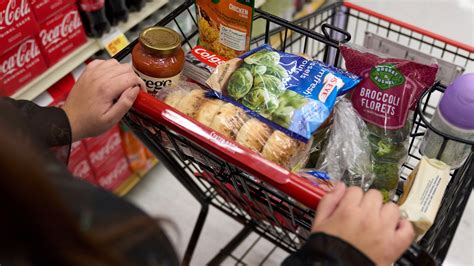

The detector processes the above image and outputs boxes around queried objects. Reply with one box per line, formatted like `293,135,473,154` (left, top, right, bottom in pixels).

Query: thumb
313,182,346,227
394,219,415,252
104,86,140,124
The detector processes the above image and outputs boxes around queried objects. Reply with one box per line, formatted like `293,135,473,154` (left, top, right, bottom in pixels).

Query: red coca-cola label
0,0,40,52
38,4,87,66
29,0,76,23
95,156,131,191
88,133,123,167
68,158,97,184
0,38,47,96
78,0,105,12
191,46,227,68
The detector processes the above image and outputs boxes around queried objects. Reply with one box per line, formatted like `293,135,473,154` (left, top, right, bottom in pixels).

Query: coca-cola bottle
105,0,129,26
126,0,146,12
78,0,111,38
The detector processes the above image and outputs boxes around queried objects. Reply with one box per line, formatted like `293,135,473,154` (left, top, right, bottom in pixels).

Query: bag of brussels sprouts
206,44,361,142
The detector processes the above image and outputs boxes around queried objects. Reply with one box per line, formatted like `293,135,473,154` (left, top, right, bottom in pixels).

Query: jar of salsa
132,27,185,95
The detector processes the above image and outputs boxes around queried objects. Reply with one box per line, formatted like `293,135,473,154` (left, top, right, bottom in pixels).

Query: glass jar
132,27,185,95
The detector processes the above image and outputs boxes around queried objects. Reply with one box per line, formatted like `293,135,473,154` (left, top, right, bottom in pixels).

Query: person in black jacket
0,59,414,266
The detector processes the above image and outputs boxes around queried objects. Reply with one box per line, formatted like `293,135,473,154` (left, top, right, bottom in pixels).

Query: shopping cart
114,1,474,265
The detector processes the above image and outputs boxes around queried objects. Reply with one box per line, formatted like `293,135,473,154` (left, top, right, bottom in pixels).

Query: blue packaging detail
211,44,361,142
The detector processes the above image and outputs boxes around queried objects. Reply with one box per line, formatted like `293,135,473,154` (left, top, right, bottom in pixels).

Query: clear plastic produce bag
313,98,374,190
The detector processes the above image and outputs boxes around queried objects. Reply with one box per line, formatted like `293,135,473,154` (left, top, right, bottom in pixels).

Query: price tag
101,28,130,57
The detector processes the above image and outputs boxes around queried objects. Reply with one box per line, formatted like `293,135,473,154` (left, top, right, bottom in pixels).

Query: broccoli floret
372,161,399,191
376,140,392,157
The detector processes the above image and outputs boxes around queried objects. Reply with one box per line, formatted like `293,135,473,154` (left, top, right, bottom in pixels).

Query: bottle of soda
78,0,111,38
126,0,146,12
105,0,129,26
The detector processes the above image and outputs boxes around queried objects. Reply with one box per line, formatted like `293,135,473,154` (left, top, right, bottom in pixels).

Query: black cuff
282,232,374,266
29,106,72,147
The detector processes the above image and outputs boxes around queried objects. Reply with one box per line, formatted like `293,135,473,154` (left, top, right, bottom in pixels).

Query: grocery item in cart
183,46,227,87
420,73,474,169
155,82,310,170
196,0,254,59
398,156,451,238
132,27,185,95
207,44,361,141
340,44,438,200
313,98,374,190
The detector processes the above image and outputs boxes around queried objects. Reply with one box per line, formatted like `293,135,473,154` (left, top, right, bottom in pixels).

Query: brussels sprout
242,88,268,111
265,64,288,80
262,94,280,114
254,74,285,96
242,63,267,76
227,67,253,99
244,49,280,66
272,106,295,128
280,90,307,108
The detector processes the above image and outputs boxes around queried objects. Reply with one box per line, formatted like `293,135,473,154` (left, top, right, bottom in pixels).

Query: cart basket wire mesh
114,1,474,265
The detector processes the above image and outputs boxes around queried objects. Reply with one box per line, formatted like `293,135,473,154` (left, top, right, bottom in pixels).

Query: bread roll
236,119,272,152
210,103,248,140
175,89,207,117
164,89,188,108
195,99,225,127
261,130,299,168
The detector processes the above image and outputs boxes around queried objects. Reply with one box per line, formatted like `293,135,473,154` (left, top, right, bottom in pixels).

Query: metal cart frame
115,1,474,265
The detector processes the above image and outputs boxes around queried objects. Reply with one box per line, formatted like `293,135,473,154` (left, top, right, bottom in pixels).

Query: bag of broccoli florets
340,44,438,200
207,44,361,142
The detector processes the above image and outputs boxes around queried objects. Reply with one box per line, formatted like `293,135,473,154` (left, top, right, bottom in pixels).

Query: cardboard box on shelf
37,3,87,66
68,156,97,185
95,152,132,191
28,0,77,23
0,0,41,53
0,38,48,96
85,126,126,169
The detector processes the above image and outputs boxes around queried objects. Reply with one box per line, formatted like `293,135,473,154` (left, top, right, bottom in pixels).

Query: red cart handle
133,91,326,209
344,2,474,53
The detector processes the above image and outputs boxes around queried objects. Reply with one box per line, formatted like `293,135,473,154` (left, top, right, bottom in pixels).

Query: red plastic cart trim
344,1,474,53
133,92,326,209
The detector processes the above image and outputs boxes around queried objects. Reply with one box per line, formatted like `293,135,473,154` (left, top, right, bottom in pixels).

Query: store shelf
12,0,169,101
255,0,266,8
115,158,159,197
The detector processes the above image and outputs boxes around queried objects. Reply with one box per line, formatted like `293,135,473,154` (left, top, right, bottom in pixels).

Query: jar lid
139,27,181,56
439,73,474,130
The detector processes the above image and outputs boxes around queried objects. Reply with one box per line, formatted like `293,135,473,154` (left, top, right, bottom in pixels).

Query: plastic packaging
155,81,311,170
341,44,438,199
207,44,361,142
312,98,374,190
420,73,474,169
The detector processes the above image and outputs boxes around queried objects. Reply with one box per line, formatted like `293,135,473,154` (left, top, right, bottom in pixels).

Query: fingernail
127,86,139,99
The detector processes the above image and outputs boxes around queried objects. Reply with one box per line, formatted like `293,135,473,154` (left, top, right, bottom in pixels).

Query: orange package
196,0,254,59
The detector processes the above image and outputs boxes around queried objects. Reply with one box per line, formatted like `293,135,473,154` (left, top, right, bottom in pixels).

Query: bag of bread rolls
155,81,311,170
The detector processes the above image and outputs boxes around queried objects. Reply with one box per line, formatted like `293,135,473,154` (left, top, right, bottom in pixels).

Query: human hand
312,183,415,265
62,59,145,141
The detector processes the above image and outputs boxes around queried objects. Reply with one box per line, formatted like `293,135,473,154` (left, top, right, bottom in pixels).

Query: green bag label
370,64,405,90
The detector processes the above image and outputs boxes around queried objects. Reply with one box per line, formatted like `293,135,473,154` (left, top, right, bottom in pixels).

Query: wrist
62,105,82,142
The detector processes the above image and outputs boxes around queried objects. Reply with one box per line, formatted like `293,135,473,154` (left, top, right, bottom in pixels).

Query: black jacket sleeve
282,233,374,266
0,97,72,147
0,97,72,163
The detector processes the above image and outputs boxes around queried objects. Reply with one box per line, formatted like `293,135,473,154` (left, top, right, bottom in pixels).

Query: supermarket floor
126,0,473,265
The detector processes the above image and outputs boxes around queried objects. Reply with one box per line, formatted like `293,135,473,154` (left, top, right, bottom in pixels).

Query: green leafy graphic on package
369,63,405,90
